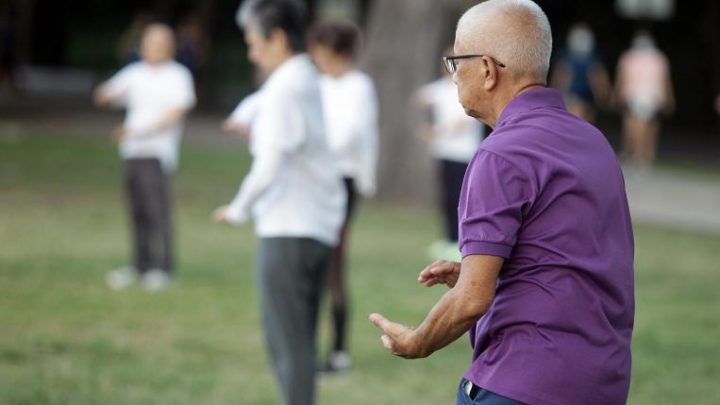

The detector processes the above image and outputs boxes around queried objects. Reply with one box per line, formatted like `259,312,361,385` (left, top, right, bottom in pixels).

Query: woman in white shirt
308,21,379,373
214,1,345,404
414,63,484,262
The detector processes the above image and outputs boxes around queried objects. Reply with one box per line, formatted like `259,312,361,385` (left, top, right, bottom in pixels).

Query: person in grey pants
95,23,195,292
214,1,346,404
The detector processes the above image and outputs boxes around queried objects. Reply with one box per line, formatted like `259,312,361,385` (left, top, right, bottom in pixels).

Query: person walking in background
370,1,635,404
94,23,196,291
307,21,379,374
616,29,674,173
213,1,345,404
550,23,611,123
414,56,484,262
116,10,154,66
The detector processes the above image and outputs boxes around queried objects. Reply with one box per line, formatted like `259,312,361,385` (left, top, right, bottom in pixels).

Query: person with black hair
214,1,345,404
308,21,379,374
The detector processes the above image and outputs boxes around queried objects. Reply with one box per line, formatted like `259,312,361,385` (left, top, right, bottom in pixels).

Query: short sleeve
459,150,532,258
173,68,196,110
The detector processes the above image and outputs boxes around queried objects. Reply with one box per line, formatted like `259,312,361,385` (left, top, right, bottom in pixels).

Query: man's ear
482,57,498,91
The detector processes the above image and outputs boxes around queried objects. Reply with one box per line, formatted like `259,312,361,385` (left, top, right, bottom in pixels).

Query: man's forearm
412,286,490,357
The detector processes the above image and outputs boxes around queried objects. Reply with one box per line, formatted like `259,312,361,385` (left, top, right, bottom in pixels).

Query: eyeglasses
442,54,506,74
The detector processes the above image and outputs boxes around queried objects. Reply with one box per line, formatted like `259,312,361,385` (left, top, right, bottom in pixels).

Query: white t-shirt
103,60,196,172
416,77,483,163
320,70,379,197
225,55,346,246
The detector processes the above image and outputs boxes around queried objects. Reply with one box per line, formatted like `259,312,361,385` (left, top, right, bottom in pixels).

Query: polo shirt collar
496,87,566,129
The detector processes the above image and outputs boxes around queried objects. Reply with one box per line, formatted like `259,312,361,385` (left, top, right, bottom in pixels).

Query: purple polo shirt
459,87,634,405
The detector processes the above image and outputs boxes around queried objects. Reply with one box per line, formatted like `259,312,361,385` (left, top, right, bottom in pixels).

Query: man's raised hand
417,260,461,288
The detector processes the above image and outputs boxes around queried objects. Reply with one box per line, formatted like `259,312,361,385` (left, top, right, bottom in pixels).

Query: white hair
458,0,553,83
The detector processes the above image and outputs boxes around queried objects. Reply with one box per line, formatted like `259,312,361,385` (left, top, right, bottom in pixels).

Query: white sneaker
428,240,460,262
321,351,352,374
142,269,171,292
106,267,137,290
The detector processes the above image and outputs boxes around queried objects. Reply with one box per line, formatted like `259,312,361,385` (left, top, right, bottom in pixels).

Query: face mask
568,27,594,56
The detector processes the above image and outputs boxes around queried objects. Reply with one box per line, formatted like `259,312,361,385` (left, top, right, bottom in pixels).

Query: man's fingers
381,334,393,351
369,313,404,337
419,260,458,285
369,313,389,330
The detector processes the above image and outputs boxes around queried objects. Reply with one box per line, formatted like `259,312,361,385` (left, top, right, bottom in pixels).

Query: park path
625,170,720,235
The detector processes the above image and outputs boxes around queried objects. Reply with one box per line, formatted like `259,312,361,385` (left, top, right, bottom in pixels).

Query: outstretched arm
370,254,503,359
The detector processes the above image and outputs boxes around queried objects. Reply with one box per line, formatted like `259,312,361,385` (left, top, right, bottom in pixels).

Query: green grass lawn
1,133,719,404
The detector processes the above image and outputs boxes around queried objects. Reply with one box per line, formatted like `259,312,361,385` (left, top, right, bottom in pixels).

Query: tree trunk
361,0,458,204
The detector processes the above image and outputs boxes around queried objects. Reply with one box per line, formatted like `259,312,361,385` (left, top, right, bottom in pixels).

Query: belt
463,379,480,399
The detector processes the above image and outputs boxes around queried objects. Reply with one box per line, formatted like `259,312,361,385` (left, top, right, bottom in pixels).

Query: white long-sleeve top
225,55,346,247
320,70,379,197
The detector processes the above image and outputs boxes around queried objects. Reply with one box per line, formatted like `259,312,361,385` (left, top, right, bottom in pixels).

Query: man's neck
487,81,544,128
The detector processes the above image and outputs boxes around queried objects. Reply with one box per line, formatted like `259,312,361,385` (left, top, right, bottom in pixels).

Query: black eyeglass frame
442,54,506,74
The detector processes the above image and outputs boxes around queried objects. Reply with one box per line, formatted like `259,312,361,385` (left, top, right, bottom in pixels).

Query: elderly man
214,1,345,404
370,1,635,404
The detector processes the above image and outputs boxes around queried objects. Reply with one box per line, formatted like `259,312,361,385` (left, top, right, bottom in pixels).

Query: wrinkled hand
418,260,461,288
369,313,427,359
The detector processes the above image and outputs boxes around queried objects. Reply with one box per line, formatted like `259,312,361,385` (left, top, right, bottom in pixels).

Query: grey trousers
124,158,173,274
257,237,332,405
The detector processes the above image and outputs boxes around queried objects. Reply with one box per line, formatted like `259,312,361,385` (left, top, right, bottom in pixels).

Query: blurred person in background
550,23,611,123
213,1,345,403
117,10,154,65
176,12,210,102
414,50,484,262
94,23,196,291
307,21,379,374
370,1,634,404
615,29,674,173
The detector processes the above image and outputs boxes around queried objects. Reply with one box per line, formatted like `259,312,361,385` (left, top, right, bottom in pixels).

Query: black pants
124,158,173,274
438,159,469,242
327,177,358,353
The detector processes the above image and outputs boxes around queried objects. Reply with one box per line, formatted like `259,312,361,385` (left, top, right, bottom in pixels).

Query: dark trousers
124,158,173,274
327,177,358,353
258,237,332,405
438,159,469,242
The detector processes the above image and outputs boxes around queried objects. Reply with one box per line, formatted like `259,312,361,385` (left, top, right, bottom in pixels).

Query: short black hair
307,22,361,59
237,0,308,52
